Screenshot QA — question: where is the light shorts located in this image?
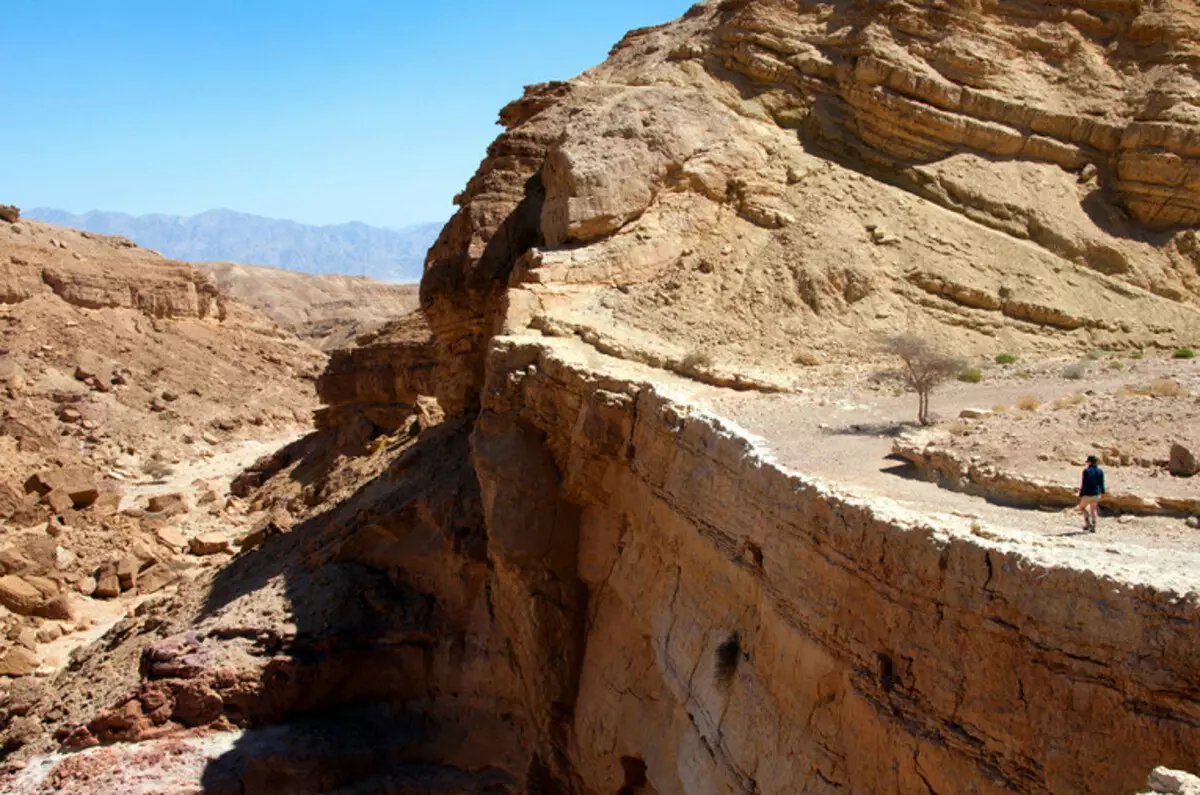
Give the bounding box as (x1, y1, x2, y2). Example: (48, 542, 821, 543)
(1078, 495, 1101, 508)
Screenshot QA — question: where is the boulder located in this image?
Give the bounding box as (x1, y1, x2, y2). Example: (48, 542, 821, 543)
(1169, 443, 1198, 477)
(155, 526, 187, 550)
(54, 546, 77, 571)
(36, 594, 76, 621)
(136, 564, 177, 595)
(75, 576, 97, 597)
(44, 489, 75, 515)
(94, 564, 120, 599)
(147, 492, 187, 516)
(23, 575, 60, 598)
(958, 408, 992, 420)
(0, 575, 44, 615)
(0, 547, 36, 575)
(189, 534, 229, 556)
(0, 646, 39, 677)
(116, 555, 141, 591)
(91, 492, 122, 518)
(36, 623, 62, 643)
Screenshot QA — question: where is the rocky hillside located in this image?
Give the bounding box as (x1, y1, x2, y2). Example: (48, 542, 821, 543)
(195, 261, 419, 351)
(5, 1, 1200, 794)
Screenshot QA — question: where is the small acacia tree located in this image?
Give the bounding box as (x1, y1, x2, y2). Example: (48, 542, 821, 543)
(882, 334, 963, 426)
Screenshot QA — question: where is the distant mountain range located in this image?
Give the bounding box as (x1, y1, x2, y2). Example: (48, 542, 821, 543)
(26, 207, 442, 283)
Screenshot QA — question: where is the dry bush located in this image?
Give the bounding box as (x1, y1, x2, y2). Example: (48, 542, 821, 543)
(991, 403, 1010, 413)
(1016, 394, 1040, 412)
(141, 460, 175, 482)
(0, 205, 19, 223)
(793, 350, 821, 367)
(1052, 393, 1087, 410)
(1062, 362, 1088, 380)
(681, 349, 714, 370)
(1149, 378, 1185, 397)
(1108, 360, 1124, 370)
(946, 420, 971, 437)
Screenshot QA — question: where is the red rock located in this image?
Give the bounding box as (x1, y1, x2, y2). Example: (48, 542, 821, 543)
(0, 646, 39, 677)
(0, 575, 44, 615)
(189, 534, 228, 556)
(94, 564, 120, 599)
(116, 555, 141, 591)
(36, 594, 76, 621)
(147, 492, 187, 516)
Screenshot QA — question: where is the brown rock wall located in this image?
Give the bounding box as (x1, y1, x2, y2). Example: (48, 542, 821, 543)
(472, 337, 1200, 794)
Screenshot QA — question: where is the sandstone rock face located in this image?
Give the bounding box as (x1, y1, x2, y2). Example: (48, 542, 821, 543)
(281, 2, 1200, 792)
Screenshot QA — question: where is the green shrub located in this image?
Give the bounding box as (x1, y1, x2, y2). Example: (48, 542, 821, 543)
(994, 353, 1018, 365)
(1086, 349, 1105, 361)
(1108, 360, 1124, 370)
(957, 367, 984, 384)
(1129, 349, 1145, 360)
(1175, 348, 1196, 360)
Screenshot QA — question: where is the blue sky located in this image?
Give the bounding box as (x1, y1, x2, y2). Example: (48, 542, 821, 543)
(1, 1, 692, 227)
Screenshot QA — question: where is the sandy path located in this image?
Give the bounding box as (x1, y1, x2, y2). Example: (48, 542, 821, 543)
(695, 378, 1200, 566)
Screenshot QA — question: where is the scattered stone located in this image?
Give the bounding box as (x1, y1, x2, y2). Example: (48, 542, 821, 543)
(91, 492, 122, 517)
(161, 390, 179, 402)
(75, 576, 97, 597)
(94, 564, 120, 599)
(1186, 516, 1200, 530)
(44, 489, 75, 515)
(135, 564, 177, 595)
(155, 526, 187, 550)
(54, 546, 77, 571)
(201, 432, 220, 446)
(147, 492, 188, 516)
(0, 575, 44, 615)
(16, 628, 38, 650)
(35, 623, 62, 643)
(116, 555, 141, 591)
(189, 534, 229, 556)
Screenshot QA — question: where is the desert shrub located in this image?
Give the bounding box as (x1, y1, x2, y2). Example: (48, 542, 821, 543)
(1016, 394, 1040, 412)
(995, 353, 1018, 365)
(793, 350, 821, 367)
(1149, 378, 1185, 397)
(1052, 393, 1087, 410)
(1129, 349, 1145, 360)
(1108, 360, 1124, 370)
(0, 205, 19, 223)
(1175, 348, 1196, 360)
(681, 349, 713, 370)
(1015, 369, 1033, 379)
(1062, 362, 1088, 380)
(991, 403, 1009, 413)
(879, 334, 964, 426)
(141, 460, 175, 482)
(1086, 349, 1105, 361)
(957, 367, 983, 384)
(946, 420, 971, 437)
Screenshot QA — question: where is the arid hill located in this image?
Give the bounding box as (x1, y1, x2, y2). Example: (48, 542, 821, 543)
(5, 1, 1200, 794)
(195, 261, 419, 351)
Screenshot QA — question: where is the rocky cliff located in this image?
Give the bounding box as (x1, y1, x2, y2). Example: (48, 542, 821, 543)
(7, 1, 1200, 793)
(305, 0, 1200, 791)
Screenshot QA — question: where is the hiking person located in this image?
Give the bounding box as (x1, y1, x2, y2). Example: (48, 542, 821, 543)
(1078, 455, 1105, 532)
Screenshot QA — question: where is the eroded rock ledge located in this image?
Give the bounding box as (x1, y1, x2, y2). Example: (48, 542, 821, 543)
(464, 336, 1200, 794)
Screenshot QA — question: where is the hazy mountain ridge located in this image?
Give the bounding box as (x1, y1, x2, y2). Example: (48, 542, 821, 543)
(27, 207, 439, 283)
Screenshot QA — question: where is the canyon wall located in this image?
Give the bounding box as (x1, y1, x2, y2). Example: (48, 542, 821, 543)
(450, 336, 1200, 793)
